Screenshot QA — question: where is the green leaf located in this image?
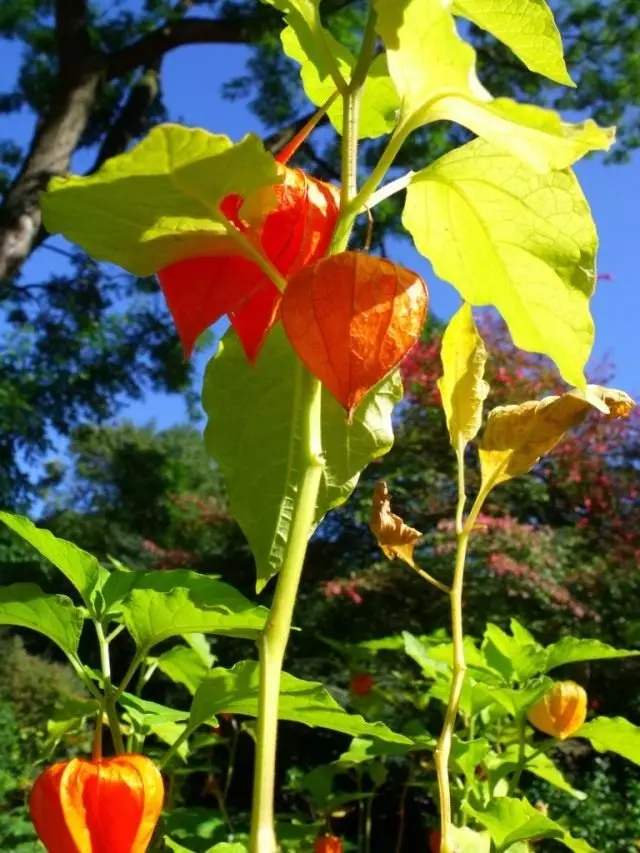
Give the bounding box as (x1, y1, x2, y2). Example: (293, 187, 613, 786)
(482, 623, 544, 683)
(578, 717, 640, 766)
(115, 570, 268, 651)
(203, 325, 402, 590)
(188, 660, 411, 744)
(543, 637, 640, 672)
(452, 0, 574, 86)
(486, 744, 586, 799)
(281, 26, 399, 138)
(165, 839, 195, 853)
(467, 797, 595, 852)
(375, 0, 612, 171)
(119, 693, 190, 730)
(449, 826, 491, 853)
(0, 583, 84, 657)
(437, 303, 489, 449)
(156, 646, 212, 695)
(150, 720, 190, 761)
(451, 737, 491, 781)
(403, 138, 598, 386)
(41, 125, 279, 276)
(0, 511, 108, 605)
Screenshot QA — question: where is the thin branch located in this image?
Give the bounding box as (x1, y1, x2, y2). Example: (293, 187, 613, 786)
(90, 63, 162, 173)
(106, 16, 268, 79)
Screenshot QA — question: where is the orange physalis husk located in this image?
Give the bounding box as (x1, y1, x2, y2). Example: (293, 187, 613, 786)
(29, 754, 164, 853)
(157, 166, 340, 363)
(526, 681, 587, 740)
(350, 672, 375, 697)
(429, 829, 441, 853)
(281, 252, 428, 420)
(314, 835, 344, 853)
(369, 481, 423, 568)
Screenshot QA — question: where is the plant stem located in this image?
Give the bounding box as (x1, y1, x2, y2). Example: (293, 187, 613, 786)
(434, 468, 488, 852)
(94, 621, 126, 755)
(248, 368, 324, 853)
(508, 714, 528, 795)
(409, 562, 450, 595)
(92, 710, 103, 761)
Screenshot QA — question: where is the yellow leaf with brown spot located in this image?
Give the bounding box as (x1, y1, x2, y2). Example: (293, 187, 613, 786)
(479, 384, 635, 490)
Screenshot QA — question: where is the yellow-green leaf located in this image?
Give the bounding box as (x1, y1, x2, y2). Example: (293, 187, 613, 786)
(452, 0, 574, 87)
(478, 385, 634, 490)
(427, 98, 614, 172)
(41, 124, 279, 276)
(375, 0, 613, 171)
(281, 26, 399, 138)
(261, 0, 345, 91)
(403, 138, 598, 386)
(437, 303, 489, 448)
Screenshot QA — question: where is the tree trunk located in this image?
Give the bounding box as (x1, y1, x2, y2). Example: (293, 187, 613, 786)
(0, 66, 102, 283)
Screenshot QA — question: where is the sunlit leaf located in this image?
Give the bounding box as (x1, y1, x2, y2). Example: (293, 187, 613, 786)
(403, 138, 600, 386)
(437, 304, 489, 448)
(486, 744, 586, 799)
(0, 511, 108, 605)
(0, 583, 84, 658)
(261, 0, 345, 92)
(452, 0, 573, 86)
(449, 825, 491, 853)
(281, 26, 399, 138)
(203, 325, 402, 590)
(578, 717, 640, 766)
(188, 660, 411, 744)
(113, 570, 268, 651)
(543, 637, 640, 672)
(467, 797, 595, 852)
(452, 737, 491, 781)
(375, 0, 612, 171)
(41, 125, 279, 276)
(479, 385, 634, 489)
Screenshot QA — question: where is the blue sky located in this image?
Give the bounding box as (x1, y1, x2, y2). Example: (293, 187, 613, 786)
(1, 37, 639, 435)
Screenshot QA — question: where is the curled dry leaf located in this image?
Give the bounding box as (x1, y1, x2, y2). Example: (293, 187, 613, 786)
(369, 481, 422, 569)
(158, 165, 340, 362)
(281, 251, 428, 419)
(479, 384, 635, 489)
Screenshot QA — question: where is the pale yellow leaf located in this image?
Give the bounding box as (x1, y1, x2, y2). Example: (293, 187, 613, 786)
(438, 303, 490, 449)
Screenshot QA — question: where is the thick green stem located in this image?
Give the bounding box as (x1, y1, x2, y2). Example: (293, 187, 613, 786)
(95, 621, 126, 755)
(249, 368, 324, 853)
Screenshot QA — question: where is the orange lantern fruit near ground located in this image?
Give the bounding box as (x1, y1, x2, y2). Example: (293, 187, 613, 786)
(350, 672, 375, 697)
(30, 754, 164, 853)
(281, 251, 428, 420)
(157, 164, 340, 363)
(429, 829, 442, 853)
(526, 681, 588, 740)
(313, 834, 344, 853)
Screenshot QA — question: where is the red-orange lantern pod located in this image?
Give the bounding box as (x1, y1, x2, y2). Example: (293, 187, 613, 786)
(30, 754, 164, 853)
(157, 164, 340, 363)
(281, 251, 428, 420)
(429, 830, 442, 853)
(314, 834, 343, 853)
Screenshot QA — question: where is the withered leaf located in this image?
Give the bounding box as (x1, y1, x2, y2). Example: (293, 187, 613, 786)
(369, 481, 422, 568)
(479, 384, 635, 490)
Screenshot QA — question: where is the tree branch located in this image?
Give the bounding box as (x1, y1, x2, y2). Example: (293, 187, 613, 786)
(54, 0, 93, 81)
(106, 16, 268, 79)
